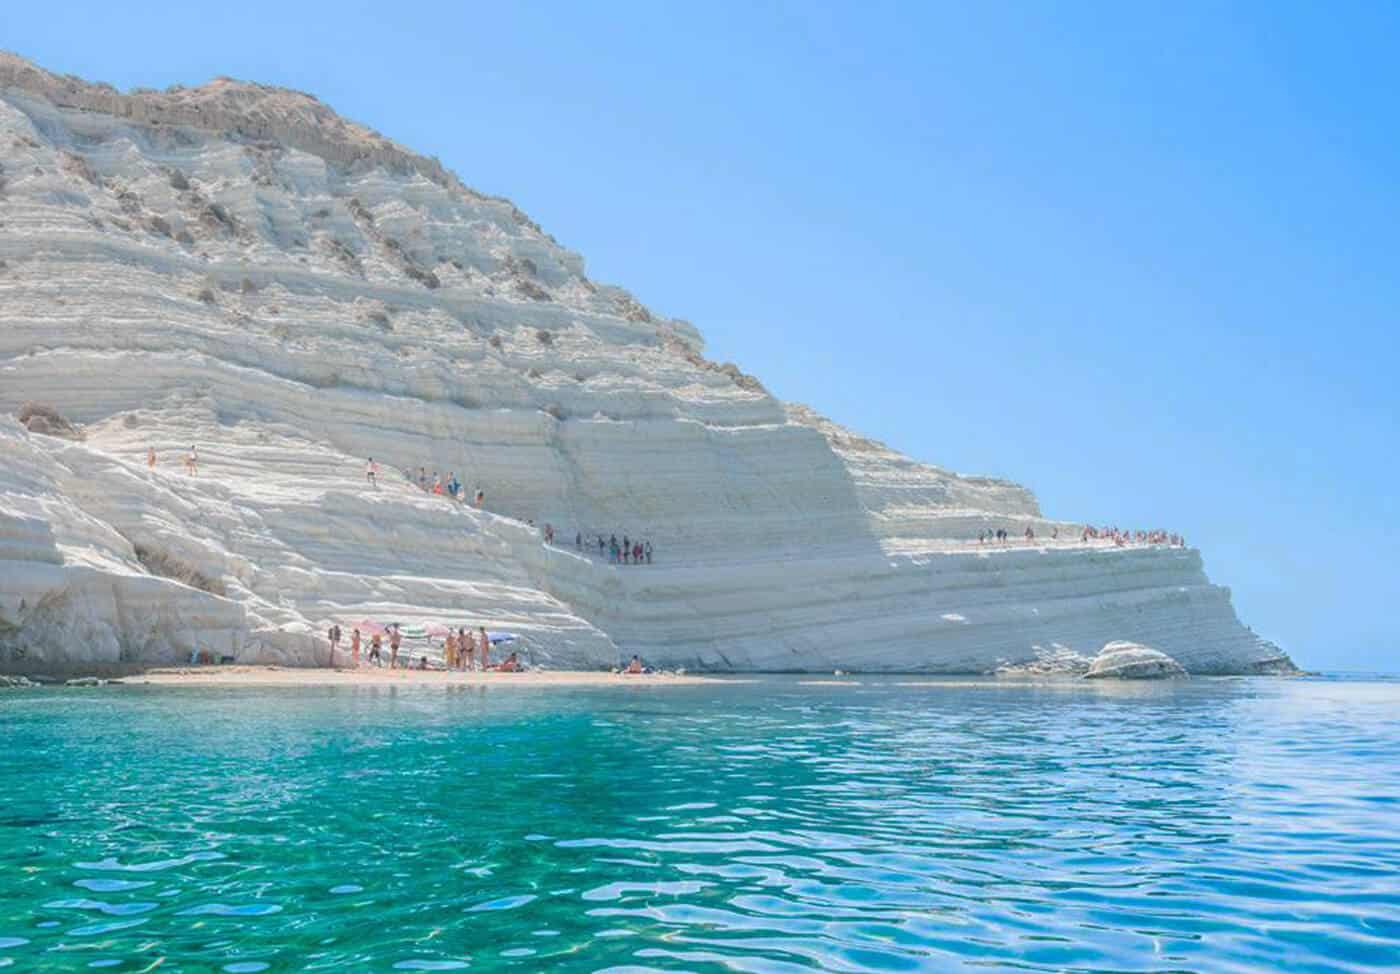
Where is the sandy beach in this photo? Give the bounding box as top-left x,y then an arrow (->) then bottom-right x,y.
118,665 -> 737,688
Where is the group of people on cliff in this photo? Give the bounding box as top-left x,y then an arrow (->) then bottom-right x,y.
362,458 -> 487,508
1081,526 -> 1184,547
575,533 -> 654,565
164,448 -> 656,571
977,525 -> 1185,547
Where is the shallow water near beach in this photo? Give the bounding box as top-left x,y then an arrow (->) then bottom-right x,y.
1,676 -> 1398,972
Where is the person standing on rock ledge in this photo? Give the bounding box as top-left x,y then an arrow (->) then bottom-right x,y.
366,457 -> 379,488
185,445 -> 198,476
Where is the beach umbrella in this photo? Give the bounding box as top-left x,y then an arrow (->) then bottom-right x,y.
423,623 -> 452,639
353,619 -> 386,636
397,624 -> 429,640
488,632 -> 518,645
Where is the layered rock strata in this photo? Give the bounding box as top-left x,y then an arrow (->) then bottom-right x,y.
0,53 -> 1292,673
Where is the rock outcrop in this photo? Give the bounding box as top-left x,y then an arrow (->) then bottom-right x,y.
1084,641 -> 1189,680
0,53 -> 1295,674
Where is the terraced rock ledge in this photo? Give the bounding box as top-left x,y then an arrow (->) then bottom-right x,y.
0,53 -> 1293,675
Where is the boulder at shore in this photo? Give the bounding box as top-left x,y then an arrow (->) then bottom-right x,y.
1084,642 -> 1188,680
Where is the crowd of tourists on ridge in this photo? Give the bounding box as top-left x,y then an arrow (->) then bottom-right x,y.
977,525 -> 1185,548
152,447 -> 1181,562
571,532 -> 654,565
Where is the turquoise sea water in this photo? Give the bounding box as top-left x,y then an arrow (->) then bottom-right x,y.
1,677 -> 1398,972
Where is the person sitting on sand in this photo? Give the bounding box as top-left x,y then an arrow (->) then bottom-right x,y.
417,655 -> 428,670
497,652 -> 521,672
351,628 -> 361,667
625,654 -> 644,675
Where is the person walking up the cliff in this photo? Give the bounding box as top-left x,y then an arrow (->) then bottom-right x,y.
366,457 -> 379,488
185,445 -> 198,476
147,446 -> 157,469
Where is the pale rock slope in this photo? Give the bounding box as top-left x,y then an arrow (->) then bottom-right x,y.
0,53 -> 1293,673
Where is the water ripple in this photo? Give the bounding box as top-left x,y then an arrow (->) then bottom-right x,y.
0,677 -> 1396,971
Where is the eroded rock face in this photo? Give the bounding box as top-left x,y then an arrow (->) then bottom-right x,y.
0,53 -> 1296,673
1084,642 -> 1189,680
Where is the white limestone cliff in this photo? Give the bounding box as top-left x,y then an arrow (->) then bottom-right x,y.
0,53 -> 1294,674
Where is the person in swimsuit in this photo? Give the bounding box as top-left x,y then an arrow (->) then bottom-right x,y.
368,633 -> 383,666
366,458 -> 379,487
478,627 -> 490,670
625,654 -> 643,674
389,625 -> 401,668
185,445 -> 198,476
327,623 -> 341,666
445,631 -> 458,669
147,446 -> 156,468
460,628 -> 474,671
351,628 -> 361,667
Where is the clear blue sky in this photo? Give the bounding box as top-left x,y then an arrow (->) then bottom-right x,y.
9,2 -> 1397,671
